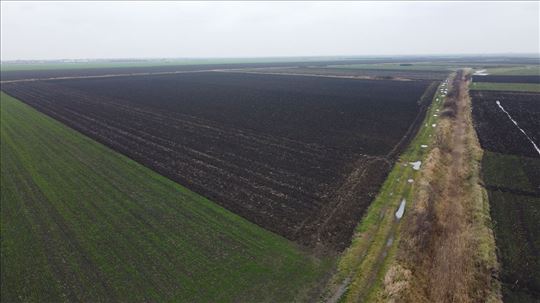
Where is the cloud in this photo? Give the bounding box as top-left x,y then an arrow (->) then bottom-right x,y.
1,1 -> 538,60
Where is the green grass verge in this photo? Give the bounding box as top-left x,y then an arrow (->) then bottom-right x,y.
470,82 -> 540,93
0,92 -> 333,302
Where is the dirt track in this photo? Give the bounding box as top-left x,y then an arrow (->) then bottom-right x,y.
426,70 -> 473,300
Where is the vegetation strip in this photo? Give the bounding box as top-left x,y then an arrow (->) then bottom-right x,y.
0,92 -> 333,302
378,70 -> 501,302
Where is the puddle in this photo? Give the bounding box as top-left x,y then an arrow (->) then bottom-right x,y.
421,144 -> 428,148
432,124 -> 437,127
386,236 -> 394,247
407,179 -> 414,183
410,161 -> 421,170
395,199 -> 406,219
433,114 -> 438,117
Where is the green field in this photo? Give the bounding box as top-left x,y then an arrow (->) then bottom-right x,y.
0,92 -> 333,302
484,65 -> 540,76
488,190 -> 540,302
480,150 -> 540,301
327,62 -> 455,71
481,151 -> 538,193
469,82 -> 540,93
0,57 -> 346,72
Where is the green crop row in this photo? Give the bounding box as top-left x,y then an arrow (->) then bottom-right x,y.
470,82 -> 540,93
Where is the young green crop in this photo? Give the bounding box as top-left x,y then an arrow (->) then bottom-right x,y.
469,82 -> 540,93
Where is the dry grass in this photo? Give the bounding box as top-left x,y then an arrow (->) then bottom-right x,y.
380,70 -> 501,303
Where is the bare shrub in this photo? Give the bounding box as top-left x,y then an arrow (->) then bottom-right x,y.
382,264 -> 412,302
439,109 -> 456,118
443,98 -> 458,113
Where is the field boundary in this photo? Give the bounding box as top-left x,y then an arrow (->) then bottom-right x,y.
376,70 -> 502,302
321,74 -> 450,302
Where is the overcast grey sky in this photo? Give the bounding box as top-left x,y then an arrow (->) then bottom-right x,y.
1,1 -> 539,60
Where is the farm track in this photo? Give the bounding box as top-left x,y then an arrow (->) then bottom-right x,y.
368,70 -> 504,303
1,57 -> 474,81
323,75 -> 450,302
0,69 -> 230,84
424,70 -> 471,301
217,68 -> 449,81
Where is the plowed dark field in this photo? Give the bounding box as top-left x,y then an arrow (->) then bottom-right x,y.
230,67 -> 448,80
0,58 -> 426,82
471,90 -> 540,158
2,72 -> 436,251
472,88 -> 540,302
472,75 -> 540,83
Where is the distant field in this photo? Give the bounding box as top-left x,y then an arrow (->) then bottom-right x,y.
1,59 -> 233,71
0,92 -> 332,302
238,67 -> 449,80
2,57 -> 537,81
0,60 -> 409,82
472,75 -> 540,84
484,65 -> 540,76
0,58 -> 422,80
327,62 -> 455,71
469,82 -> 540,93
0,57 -> 355,72
2,72 -> 437,251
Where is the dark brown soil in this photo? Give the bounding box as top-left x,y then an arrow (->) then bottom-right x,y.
472,75 -> 540,84
2,72 -> 435,251
471,90 -> 540,158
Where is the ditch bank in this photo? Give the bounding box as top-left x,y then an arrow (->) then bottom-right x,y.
322,70 -> 502,303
